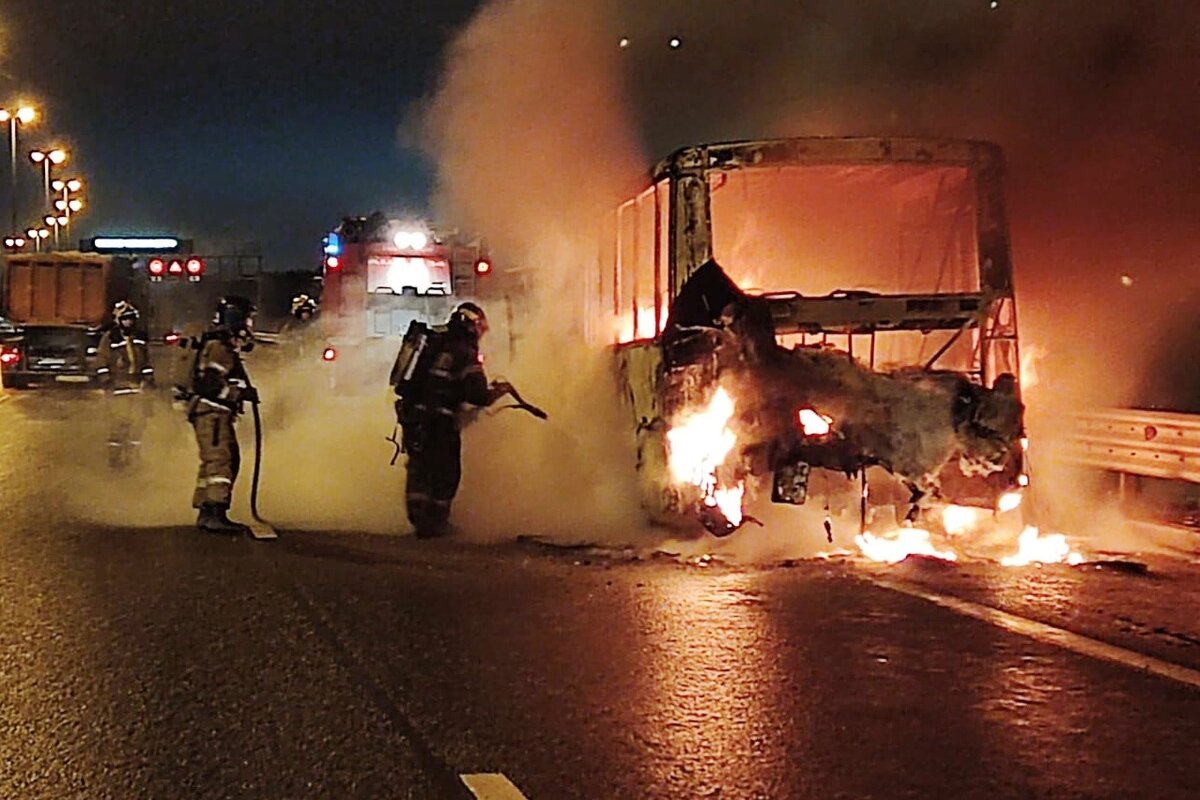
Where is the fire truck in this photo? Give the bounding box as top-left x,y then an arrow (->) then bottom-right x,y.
315,212 -> 494,392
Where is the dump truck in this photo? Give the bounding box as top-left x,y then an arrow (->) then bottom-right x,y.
0,252 -> 135,388
593,137 -> 1027,535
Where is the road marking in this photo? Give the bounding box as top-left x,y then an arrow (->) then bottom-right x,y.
461,773 -> 530,800
874,579 -> 1200,691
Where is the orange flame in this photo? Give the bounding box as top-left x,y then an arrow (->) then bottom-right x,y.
666,387 -> 745,527
615,302 -> 667,343
797,408 -> 833,436
1000,526 -> 1084,567
855,528 -> 958,564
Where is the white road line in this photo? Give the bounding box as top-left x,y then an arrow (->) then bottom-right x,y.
460,773 -> 530,800
874,579 -> 1200,691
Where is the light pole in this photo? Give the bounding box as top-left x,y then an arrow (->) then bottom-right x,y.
29,148 -> 66,211
0,106 -> 37,238
51,178 -> 82,250
24,227 -> 49,252
44,214 -> 67,250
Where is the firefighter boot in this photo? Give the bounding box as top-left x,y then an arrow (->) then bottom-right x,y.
196,503 -> 218,529
198,503 -> 250,535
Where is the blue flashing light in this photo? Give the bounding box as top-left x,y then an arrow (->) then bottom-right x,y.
323,232 -> 342,256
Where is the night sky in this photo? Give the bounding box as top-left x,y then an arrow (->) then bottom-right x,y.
2,0 -> 481,268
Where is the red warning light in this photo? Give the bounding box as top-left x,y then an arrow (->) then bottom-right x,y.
164,332 -> 181,345
321,346 -> 337,362
167,259 -> 184,276
185,258 -> 205,276
148,258 -> 166,276
474,258 -> 492,275
325,256 -> 341,271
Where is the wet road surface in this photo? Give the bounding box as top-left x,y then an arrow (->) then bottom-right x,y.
3,391 -> 1200,799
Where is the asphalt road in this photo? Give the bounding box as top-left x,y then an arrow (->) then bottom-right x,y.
3,391 -> 1200,799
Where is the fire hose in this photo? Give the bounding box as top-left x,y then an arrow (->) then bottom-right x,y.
386,383 -> 547,465
251,397 -> 265,523
492,383 -> 548,420
248,391 -> 276,538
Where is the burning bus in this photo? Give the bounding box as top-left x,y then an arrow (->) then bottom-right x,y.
316,212 -> 495,392
592,137 -> 1027,536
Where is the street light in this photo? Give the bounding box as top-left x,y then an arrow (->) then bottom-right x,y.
0,104 -> 37,237
29,148 -> 66,210
50,177 -> 83,250
25,227 -> 49,252
44,214 -> 68,249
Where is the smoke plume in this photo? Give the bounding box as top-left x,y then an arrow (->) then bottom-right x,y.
409,0 -> 1200,555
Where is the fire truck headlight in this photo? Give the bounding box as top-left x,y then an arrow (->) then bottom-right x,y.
393,231 -> 428,251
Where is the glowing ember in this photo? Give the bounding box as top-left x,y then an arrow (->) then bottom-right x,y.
941,505 -> 988,535
855,528 -> 958,564
1001,526 -> 1084,567
797,408 -> 833,436
667,387 -> 745,527
997,491 -> 1023,513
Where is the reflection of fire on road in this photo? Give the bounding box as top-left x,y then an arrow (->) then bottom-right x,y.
666,387 -> 745,532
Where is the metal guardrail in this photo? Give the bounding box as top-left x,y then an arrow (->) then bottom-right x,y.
1069,408 -> 1200,484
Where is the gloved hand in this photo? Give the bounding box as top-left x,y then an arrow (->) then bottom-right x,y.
241,386 -> 260,405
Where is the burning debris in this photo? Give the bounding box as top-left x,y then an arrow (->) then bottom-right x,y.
656,259 -> 1026,537
854,528 -> 959,564
1000,526 -> 1084,567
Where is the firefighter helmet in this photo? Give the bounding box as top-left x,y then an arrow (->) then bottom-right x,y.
214,295 -> 257,337
112,301 -> 140,323
290,293 -> 319,320
450,301 -> 488,338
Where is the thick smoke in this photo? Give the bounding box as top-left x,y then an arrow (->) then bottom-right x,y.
415,0 -> 1200,555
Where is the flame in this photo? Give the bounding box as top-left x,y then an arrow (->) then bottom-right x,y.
709,485 -> 746,527
666,387 -> 745,527
997,491 -> 1023,514
797,408 -> 833,436
1000,526 -> 1084,567
941,504 -> 988,535
615,303 -> 667,343
855,528 -> 959,564
1020,344 -> 1046,391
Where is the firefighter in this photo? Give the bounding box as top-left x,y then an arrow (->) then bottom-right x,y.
187,295 -> 259,534
397,301 -> 511,538
96,301 -> 154,468
289,293 -> 319,324
280,293 -> 321,360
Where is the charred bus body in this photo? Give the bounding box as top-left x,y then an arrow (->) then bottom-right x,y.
594,137 -> 1026,535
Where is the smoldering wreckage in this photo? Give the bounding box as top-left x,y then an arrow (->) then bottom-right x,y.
625,259 -> 1025,539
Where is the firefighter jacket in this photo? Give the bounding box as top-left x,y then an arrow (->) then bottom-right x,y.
187,332 -> 250,417
404,330 -> 494,424
96,326 -> 154,392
